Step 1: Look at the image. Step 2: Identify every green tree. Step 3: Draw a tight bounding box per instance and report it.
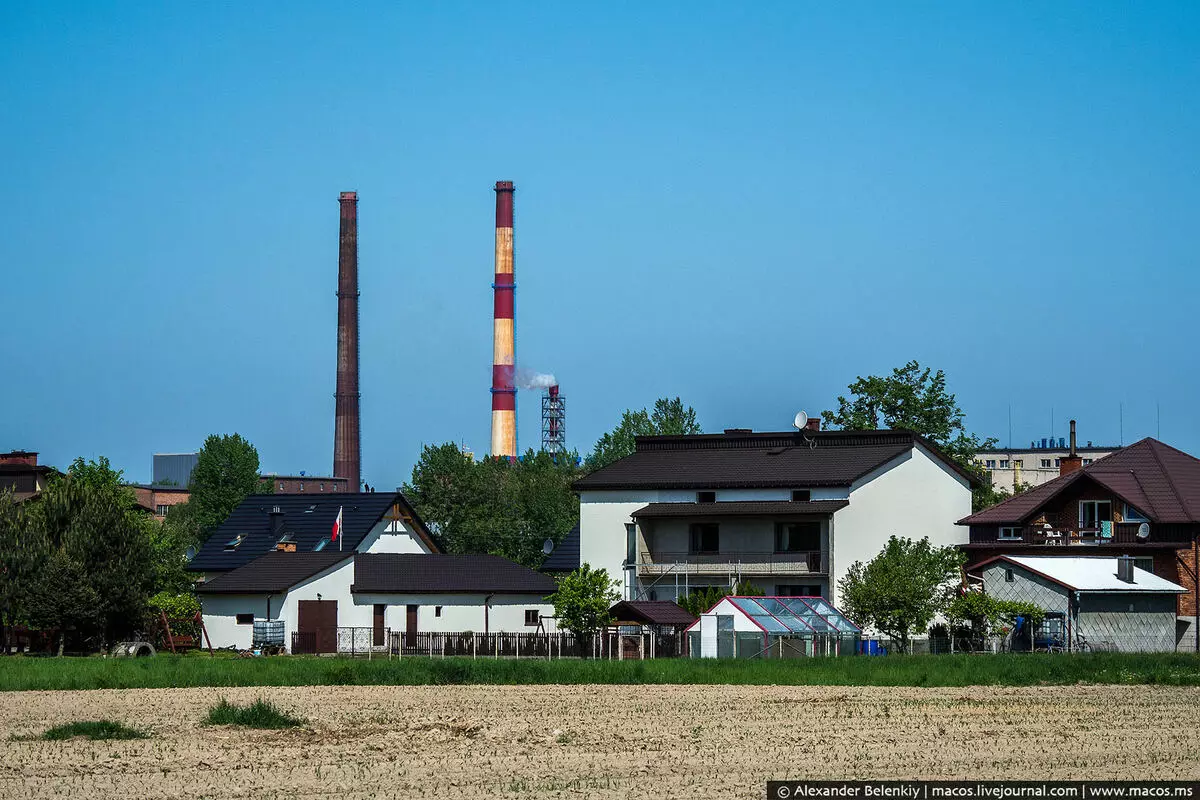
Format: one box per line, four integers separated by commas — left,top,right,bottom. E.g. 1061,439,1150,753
404,445,584,568
0,490,44,653
945,591,1044,641
549,563,620,637
837,536,964,653
820,361,1001,511
152,500,202,595
190,433,272,535
586,397,702,471
679,581,764,617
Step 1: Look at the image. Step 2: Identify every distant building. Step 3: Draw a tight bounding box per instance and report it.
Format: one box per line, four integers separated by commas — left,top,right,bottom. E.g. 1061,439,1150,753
129,484,190,519
976,437,1121,492
153,453,199,488
0,451,58,502
263,474,351,494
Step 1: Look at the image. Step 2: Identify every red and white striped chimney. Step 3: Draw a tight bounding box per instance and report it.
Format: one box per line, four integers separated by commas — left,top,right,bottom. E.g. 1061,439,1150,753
490,181,517,458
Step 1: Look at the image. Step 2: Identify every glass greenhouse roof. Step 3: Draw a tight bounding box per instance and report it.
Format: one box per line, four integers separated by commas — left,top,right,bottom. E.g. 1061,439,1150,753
728,596,861,635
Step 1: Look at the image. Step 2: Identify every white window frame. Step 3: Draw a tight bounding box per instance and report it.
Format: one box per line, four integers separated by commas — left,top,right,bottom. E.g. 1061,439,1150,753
999,460,1010,469
985,460,997,469
1040,459,1051,468
1079,500,1112,528
999,527,1022,541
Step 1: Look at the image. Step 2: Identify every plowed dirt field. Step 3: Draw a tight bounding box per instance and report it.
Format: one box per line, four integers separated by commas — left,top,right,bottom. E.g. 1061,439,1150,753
1,685,1196,798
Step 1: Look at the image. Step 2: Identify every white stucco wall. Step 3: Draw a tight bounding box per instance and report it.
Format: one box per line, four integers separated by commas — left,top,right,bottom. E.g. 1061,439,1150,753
579,489,656,599
826,444,971,607
359,519,434,554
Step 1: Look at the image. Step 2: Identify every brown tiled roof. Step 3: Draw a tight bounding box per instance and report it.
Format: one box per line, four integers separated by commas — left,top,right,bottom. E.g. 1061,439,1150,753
960,438,1200,525
352,554,557,595
633,500,848,518
196,552,351,594
574,430,978,491
609,600,697,627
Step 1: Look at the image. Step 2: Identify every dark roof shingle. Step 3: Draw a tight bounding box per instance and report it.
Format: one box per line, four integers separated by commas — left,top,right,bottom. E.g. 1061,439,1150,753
352,554,557,595
188,492,437,572
609,600,697,627
960,438,1200,525
541,523,580,572
573,430,976,491
196,552,351,594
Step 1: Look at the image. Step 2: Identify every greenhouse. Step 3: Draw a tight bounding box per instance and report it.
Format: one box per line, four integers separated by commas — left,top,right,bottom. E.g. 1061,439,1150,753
686,595,861,658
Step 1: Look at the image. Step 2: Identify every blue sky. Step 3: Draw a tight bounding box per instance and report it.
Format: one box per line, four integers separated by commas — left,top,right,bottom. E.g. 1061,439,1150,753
2,3,1198,486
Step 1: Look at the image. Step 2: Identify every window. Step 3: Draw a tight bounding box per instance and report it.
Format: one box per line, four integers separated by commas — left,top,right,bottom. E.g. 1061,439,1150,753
1079,500,1112,528
1083,459,1093,465
1004,569,1014,583
1054,458,1061,467
999,460,1010,469
298,483,304,492
236,613,254,625
689,523,720,554
525,610,539,626
1040,459,1051,468
279,482,285,491
320,483,325,492
985,460,997,469
625,523,637,566
1013,459,1023,468
224,534,245,551
791,489,811,502
313,537,330,552
999,527,1022,540
696,491,716,504
434,606,442,617
156,504,170,516
1123,504,1149,523
775,522,821,553
777,584,822,597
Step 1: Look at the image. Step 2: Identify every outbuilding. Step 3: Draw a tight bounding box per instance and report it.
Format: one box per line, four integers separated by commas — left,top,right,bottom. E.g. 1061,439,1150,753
972,555,1186,652
686,595,860,658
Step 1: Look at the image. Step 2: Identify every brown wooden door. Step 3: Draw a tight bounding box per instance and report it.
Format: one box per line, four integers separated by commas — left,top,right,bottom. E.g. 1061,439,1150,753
405,604,418,646
297,600,338,654
373,604,385,647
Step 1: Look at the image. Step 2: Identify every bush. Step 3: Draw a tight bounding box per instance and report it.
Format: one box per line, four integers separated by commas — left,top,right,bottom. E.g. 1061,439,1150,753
39,720,147,740
203,698,305,729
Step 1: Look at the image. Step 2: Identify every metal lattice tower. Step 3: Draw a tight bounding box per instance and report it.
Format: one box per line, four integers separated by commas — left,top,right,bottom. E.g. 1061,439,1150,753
541,385,566,454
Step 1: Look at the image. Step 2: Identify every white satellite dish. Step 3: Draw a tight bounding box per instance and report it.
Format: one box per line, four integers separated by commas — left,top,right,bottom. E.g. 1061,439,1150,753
793,411,809,431
542,538,555,556
1136,522,1150,540
184,545,197,562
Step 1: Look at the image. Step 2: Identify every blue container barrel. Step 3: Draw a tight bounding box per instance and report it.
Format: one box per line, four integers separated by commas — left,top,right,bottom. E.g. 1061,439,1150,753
860,639,881,656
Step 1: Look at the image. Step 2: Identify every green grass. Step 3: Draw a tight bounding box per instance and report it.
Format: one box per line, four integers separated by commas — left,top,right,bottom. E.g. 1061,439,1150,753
203,698,306,729
2,651,1200,690
36,720,148,740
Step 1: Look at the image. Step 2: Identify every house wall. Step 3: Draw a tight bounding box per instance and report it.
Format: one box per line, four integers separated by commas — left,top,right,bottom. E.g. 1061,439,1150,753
641,517,828,557
1076,593,1179,653
200,593,275,650
359,519,434,554
830,444,971,606
693,597,766,658
580,489,661,599
350,592,554,634
981,563,1071,611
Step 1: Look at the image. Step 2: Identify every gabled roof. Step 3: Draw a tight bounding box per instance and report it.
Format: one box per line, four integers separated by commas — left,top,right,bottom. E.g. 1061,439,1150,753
609,600,696,627
541,523,580,572
188,492,438,572
573,429,978,491
196,552,351,594
973,555,1185,593
351,554,557,595
633,500,848,518
960,438,1200,526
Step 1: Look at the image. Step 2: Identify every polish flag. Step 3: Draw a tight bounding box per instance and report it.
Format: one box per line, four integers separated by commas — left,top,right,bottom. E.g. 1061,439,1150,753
332,506,344,550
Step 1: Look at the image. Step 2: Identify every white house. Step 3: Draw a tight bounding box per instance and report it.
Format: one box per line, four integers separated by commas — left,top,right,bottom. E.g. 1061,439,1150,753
571,427,976,606
189,492,556,651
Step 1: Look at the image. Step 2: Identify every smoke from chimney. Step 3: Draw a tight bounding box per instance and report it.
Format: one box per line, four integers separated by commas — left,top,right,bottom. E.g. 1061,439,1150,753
516,369,557,390
333,191,361,491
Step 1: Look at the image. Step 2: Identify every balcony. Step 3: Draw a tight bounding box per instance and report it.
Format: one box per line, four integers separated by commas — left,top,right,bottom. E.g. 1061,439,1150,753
970,522,1192,547
636,550,827,577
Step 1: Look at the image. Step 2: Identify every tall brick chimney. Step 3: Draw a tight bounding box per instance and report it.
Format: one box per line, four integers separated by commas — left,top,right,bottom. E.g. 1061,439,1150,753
333,191,361,492
1060,420,1083,477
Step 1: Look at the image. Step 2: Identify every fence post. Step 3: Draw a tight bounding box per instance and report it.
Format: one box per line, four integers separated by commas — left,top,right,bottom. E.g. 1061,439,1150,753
517,634,521,659
473,633,477,660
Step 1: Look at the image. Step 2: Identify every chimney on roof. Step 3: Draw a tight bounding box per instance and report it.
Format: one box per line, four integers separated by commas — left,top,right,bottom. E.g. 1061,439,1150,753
805,417,821,432
1116,555,1136,583
0,451,37,467
269,507,285,538
1059,420,1083,477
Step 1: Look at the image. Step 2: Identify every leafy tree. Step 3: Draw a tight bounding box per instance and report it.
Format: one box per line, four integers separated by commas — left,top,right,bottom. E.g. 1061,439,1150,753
945,591,1044,640
586,397,702,471
0,490,44,653
24,550,101,656
837,536,964,653
152,500,202,595
820,361,1001,511
190,433,272,535
549,563,620,636
679,581,764,617
404,445,583,568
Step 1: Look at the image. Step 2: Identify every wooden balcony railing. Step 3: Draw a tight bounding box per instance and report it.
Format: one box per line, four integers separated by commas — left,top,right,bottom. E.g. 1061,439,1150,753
971,523,1191,546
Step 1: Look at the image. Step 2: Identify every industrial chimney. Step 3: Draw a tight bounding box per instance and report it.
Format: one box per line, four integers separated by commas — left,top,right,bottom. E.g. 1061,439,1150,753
1059,420,1083,477
333,191,361,491
490,181,517,458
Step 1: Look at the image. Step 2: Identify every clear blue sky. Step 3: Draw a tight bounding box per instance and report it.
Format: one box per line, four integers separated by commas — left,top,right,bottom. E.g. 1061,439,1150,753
3,3,1198,486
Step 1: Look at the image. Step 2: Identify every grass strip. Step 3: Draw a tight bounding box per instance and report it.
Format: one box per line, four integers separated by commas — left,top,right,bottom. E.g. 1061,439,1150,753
37,720,147,740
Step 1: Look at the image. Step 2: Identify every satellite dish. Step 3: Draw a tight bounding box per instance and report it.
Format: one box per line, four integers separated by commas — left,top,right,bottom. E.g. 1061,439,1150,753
1136,522,1150,540
542,538,555,556
793,411,809,431
184,546,197,562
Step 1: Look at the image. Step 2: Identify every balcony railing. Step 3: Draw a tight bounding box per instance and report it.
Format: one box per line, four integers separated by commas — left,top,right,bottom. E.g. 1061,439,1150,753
637,550,826,576
972,523,1190,546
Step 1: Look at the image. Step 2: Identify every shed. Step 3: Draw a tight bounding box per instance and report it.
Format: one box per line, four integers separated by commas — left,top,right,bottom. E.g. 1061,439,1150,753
973,555,1186,652
685,595,860,659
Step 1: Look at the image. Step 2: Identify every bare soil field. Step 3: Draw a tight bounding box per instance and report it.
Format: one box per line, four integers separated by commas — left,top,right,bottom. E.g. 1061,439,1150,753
1,684,1197,799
